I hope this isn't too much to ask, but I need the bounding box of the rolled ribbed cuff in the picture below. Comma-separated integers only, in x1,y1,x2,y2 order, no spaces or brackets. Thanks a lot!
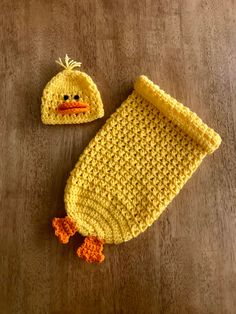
134,75,221,154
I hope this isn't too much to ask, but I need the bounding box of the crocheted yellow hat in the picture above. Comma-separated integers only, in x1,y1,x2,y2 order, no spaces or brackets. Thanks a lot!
41,55,104,124
52,75,221,263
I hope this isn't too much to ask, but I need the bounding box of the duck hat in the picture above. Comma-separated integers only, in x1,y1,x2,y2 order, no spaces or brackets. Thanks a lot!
41,55,104,125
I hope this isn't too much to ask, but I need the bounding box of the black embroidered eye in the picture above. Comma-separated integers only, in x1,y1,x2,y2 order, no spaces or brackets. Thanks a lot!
64,95,69,100
74,95,80,100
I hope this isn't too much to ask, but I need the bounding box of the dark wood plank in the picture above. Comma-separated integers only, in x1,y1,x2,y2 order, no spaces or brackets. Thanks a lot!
0,0,235,313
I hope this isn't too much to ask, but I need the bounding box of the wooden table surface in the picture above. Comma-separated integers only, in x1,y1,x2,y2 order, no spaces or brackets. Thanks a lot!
1,1,235,313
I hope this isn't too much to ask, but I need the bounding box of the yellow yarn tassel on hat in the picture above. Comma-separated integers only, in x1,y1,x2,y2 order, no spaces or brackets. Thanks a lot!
52,75,221,263
41,55,104,125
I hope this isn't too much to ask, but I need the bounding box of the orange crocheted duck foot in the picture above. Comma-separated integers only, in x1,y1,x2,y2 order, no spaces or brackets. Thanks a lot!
77,236,105,263
52,216,77,244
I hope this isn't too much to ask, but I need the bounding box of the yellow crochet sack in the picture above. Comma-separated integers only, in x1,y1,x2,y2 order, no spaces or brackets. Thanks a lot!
52,75,221,263
41,55,104,125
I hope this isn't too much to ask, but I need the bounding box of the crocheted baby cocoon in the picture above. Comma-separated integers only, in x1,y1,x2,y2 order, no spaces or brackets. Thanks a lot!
65,76,221,244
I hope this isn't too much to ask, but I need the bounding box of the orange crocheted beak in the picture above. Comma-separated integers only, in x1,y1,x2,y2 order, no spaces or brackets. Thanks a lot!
57,101,90,114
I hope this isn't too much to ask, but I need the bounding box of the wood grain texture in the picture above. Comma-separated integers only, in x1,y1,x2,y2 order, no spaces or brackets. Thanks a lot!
0,0,235,313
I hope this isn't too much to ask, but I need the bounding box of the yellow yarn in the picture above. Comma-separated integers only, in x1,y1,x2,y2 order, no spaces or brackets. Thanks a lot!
64,76,221,244
41,55,104,125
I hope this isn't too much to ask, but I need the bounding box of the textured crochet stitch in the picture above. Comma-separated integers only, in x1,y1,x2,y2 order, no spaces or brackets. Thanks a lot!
53,75,221,262
41,55,104,125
